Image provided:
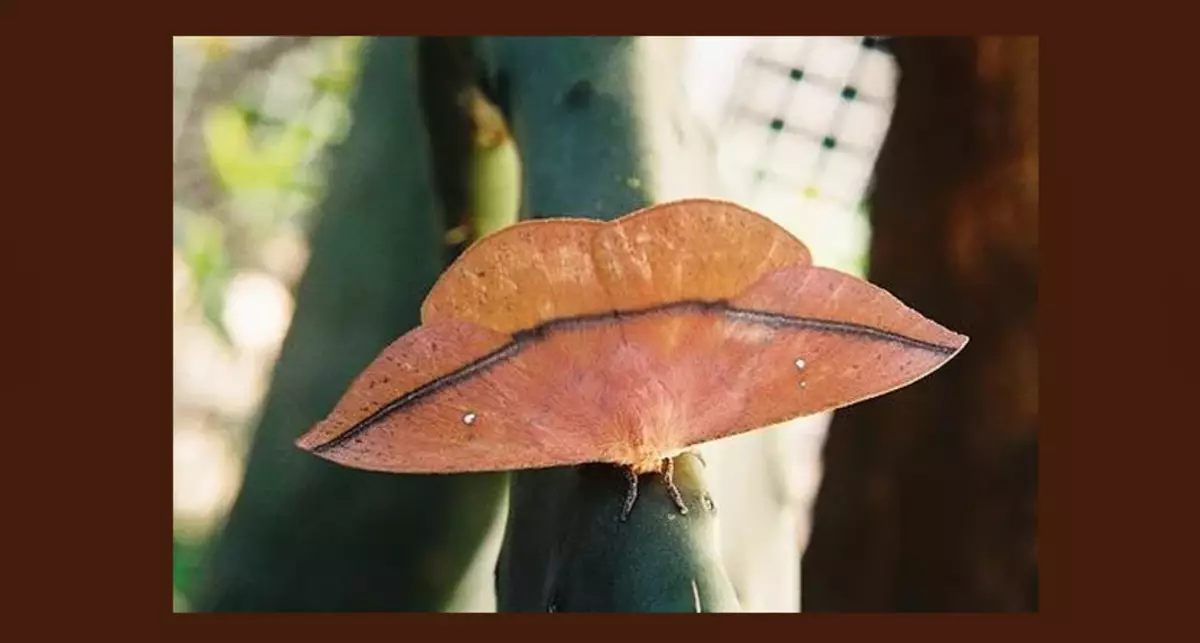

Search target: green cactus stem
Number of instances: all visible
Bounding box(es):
[465,87,523,241]
[497,453,739,612]
[478,36,748,613]
[195,36,508,612]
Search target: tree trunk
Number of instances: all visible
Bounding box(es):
[802,36,1038,612]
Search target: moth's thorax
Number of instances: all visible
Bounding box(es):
[606,371,689,469]
[630,456,668,475]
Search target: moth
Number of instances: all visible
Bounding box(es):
[296,199,968,519]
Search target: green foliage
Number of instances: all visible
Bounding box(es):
[176,210,232,341]
[173,535,205,608]
[310,36,366,97]
[204,104,315,194]
[175,37,365,349]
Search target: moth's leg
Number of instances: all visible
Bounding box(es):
[619,466,639,522]
[661,457,689,515]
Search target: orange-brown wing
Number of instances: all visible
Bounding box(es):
[420,199,812,335]
[295,319,513,472]
[295,317,651,473]
[591,198,812,309]
[676,263,968,446]
[420,218,612,333]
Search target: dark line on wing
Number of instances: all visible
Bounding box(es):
[310,299,960,453]
[721,308,958,355]
[312,342,521,453]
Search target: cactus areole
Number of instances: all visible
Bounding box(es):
[295,199,968,517]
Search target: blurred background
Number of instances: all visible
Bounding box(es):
[172,36,1037,612]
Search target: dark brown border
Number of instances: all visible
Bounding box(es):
[25,22,1119,642]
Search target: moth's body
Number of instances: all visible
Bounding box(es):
[628,457,672,475]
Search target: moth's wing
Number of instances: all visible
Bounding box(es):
[420,218,614,334]
[294,318,632,473]
[421,199,812,336]
[669,264,968,445]
[590,199,813,356]
[591,199,812,309]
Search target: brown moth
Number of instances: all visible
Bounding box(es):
[296,199,967,517]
